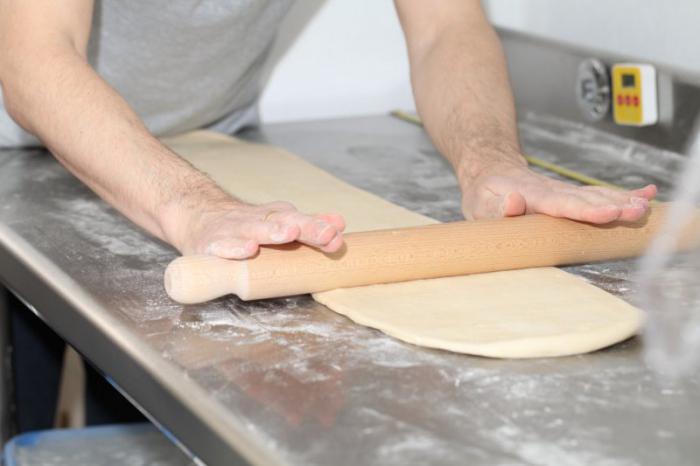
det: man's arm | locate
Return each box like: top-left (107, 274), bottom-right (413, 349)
top-left (0, 0), bottom-right (344, 258)
top-left (395, 0), bottom-right (656, 223)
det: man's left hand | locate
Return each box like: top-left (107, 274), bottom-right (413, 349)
top-left (460, 161), bottom-right (657, 224)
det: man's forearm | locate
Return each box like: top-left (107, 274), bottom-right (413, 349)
top-left (1, 45), bottom-right (231, 249)
top-left (408, 16), bottom-right (526, 182)
top-left (396, 0), bottom-right (655, 223)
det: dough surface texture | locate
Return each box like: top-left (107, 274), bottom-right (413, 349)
top-left (164, 130), bottom-right (644, 358)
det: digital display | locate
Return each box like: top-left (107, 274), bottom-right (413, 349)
top-left (622, 74), bottom-right (636, 88)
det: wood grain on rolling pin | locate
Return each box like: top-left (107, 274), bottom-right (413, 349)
top-left (164, 204), bottom-right (700, 303)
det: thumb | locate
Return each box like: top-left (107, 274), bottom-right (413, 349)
top-left (468, 190), bottom-right (526, 220)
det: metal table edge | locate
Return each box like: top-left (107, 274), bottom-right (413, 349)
top-left (0, 223), bottom-right (287, 466)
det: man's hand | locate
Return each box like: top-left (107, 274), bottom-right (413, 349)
top-left (173, 200), bottom-right (345, 259)
top-left (0, 0), bottom-right (347, 260)
top-left (459, 159), bottom-right (657, 223)
top-left (396, 0), bottom-right (655, 224)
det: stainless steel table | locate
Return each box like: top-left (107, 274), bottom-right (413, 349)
top-left (0, 114), bottom-right (698, 466)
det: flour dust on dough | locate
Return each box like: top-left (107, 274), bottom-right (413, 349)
top-left (164, 130), bottom-right (644, 359)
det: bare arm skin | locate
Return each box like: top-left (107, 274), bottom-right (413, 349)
top-left (0, 0), bottom-right (344, 259)
top-left (395, 0), bottom-right (656, 223)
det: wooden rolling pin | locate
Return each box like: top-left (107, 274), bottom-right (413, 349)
top-left (164, 204), bottom-right (700, 303)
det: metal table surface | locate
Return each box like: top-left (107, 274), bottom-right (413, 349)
top-left (0, 114), bottom-right (698, 466)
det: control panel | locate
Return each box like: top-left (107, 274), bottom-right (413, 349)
top-left (611, 64), bottom-right (658, 126)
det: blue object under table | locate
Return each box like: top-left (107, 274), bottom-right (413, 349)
top-left (4, 423), bottom-right (195, 466)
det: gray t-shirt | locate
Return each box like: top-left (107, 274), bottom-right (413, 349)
top-left (0, 0), bottom-right (293, 147)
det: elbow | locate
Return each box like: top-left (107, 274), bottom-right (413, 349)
top-left (0, 46), bottom-right (27, 127)
top-left (0, 74), bottom-right (32, 133)
top-left (1, 76), bottom-right (20, 124)
top-left (0, 25), bottom-right (89, 135)
top-left (0, 44), bottom-right (60, 134)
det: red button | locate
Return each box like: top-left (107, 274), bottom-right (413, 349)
top-left (617, 95), bottom-right (624, 106)
top-left (625, 95), bottom-right (632, 106)
top-left (633, 96), bottom-right (639, 106)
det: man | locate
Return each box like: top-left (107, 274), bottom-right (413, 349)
top-left (0, 0), bottom-right (655, 429)
top-left (0, 0), bottom-right (656, 259)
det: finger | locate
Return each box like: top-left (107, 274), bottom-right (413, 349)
top-left (632, 184), bottom-right (657, 200)
top-left (575, 186), bottom-right (630, 207)
top-left (583, 183), bottom-right (657, 202)
top-left (537, 183), bottom-right (651, 223)
top-left (530, 190), bottom-right (623, 223)
top-left (502, 192), bottom-right (527, 217)
top-left (298, 216), bottom-right (341, 246)
top-left (206, 238), bottom-right (259, 259)
top-left (317, 213), bottom-right (346, 232)
top-left (319, 231), bottom-right (345, 253)
top-left (618, 196), bottom-right (650, 222)
top-left (265, 208), bottom-right (343, 248)
top-left (239, 220), bottom-right (301, 244)
top-left (580, 185), bottom-right (637, 204)
top-left (570, 187), bottom-right (651, 222)
top-left (273, 210), bottom-right (342, 247)
top-left (471, 189), bottom-right (526, 220)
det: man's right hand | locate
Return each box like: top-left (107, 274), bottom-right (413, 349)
top-left (170, 200), bottom-right (346, 259)
top-left (1, 1), bottom-right (348, 261)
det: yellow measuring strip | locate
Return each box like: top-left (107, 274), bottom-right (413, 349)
top-left (389, 110), bottom-right (626, 191)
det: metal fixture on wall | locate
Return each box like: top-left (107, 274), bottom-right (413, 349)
top-left (576, 58), bottom-right (611, 122)
top-left (500, 29), bottom-right (699, 154)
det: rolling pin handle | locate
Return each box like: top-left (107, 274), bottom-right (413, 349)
top-left (164, 255), bottom-right (247, 304)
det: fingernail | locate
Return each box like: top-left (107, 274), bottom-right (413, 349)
top-left (231, 247), bottom-right (246, 257)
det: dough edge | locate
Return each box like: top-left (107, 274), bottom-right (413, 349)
top-left (314, 289), bottom-right (644, 358)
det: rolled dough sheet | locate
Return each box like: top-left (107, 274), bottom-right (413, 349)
top-left (163, 130), bottom-right (644, 359)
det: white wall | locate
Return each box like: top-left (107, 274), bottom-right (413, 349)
top-left (261, 1), bottom-right (700, 124)
top-left (485, 0), bottom-right (700, 77)
top-left (259, 0), bottom-right (415, 124)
